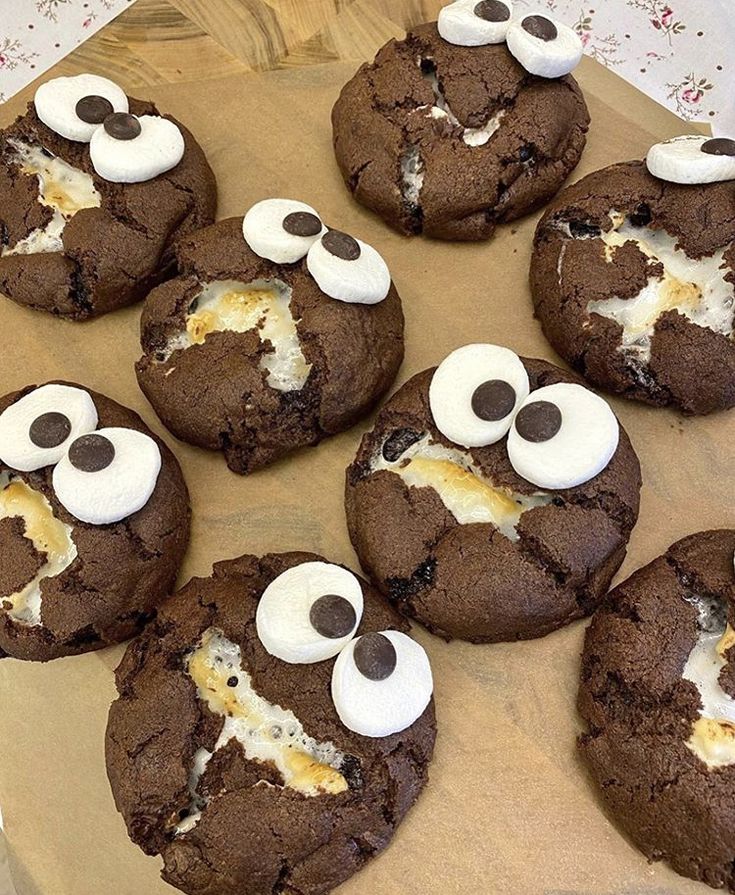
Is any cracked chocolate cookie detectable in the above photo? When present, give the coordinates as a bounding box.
[0,73,216,319]
[0,381,190,661]
[579,529,735,892]
[136,201,404,475]
[331,16,589,241]
[345,345,641,642]
[531,155,735,414]
[106,551,436,895]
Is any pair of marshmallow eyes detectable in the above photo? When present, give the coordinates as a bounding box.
[255,561,433,738]
[438,1,583,79]
[242,199,391,305]
[429,344,619,490]
[647,135,735,185]
[0,384,161,525]
[34,73,184,184]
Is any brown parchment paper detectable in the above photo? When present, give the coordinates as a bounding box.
[0,56,726,895]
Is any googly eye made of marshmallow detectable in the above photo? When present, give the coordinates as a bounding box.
[242,199,327,264]
[506,382,619,489]
[52,427,161,525]
[646,135,735,185]
[438,0,513,47]
[256,561,364,664]
[306,230,391,305]
[89,113,185,184]
[34,74,129,143]
[506,14,583,79]
[429,344,530,448]
[0,384,98,473]
[331,630,433,738]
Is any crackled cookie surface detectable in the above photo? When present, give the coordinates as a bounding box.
[0,75,216,319]
[331,20,589,241]
[106,552,436,895]
[531,160,735,414]
[345,353,640,642]
[136,213,404,475]
[0,382,189,661]
[579,530,735,891]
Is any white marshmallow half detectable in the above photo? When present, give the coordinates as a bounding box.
[506,15,583,78]
[331,630,433,738]
[438,0,513,47]
[646,135,735,185]
[52,427,161,525]
[0,384,98,472]
[89,115,185,183]
[429,344,529,448]
[306,235,391,305]
[256,561,364,664]
[507,383,619,489]
[34,74,129,143]
[242,199,326,264]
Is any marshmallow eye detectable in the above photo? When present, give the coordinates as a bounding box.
[646,135,735,185]
[242,199,327,264]
[88,113,185,183]
[306,230,391,305]
[429,344,529,448]
[331,631,433,737]
[34,74,129,143]
[506,14,583,78]
[0,384,98,472]
[52,427,162,525]
[438,0,513,46]
[256,561,364,664]
[506,382,619,489]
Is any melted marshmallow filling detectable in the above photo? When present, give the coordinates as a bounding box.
[373,435,551,540]
[176,628,348,835]
[0,471,77,626]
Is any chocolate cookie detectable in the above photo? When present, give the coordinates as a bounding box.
[579,530,735,891]
[346,344,641,642]
[106,551,436,895]
[531,156,735,414]
[331,16,589,241]
[0,381,189,661]
[136,200,404,475]
[0,73,216,319]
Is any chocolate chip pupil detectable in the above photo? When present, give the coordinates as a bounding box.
[283,211,322,237]
[473,0,510,22]
[75,94,114,124]
[353,632,397,681]
[103,112,142,141]
[322,229,361,261]
[68,433,115,472]
[701,137,735,157]
[522,14,558,41]
[471,379,516,422]
[309,594,357,639]
[514,400,562,443]
[29,412,71,449]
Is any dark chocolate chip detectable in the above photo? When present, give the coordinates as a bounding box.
[519,144,535,163]
[382,427,423,462]
[68,433,115,472]
[569,220,601,239]
[701,137,735,157]
[227,676,238,687]
[309,594,357,639]
[471,379,516,422]
[283,211,322,237]
[29,411,71,449]
[629,204,652,227]
[522,14,558,41]
[514,401,562,443]
[353,632,396,681]
[473,0,510,22]
[75,94,114,124]
[322,229,361,261]
[103,112,141,141]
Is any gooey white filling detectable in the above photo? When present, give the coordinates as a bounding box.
[372,435,550,540]
[163,279,312,392]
